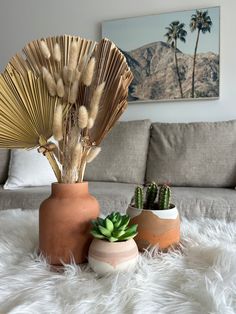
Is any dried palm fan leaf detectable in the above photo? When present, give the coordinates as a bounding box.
[10,35,96,78]
[0,64,62,181]
[0,35,133,183]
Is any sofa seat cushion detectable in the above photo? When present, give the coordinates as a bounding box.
[84,120,151,184]
[146,120,236,187]
[172,187,236,221]
[0,182,136,216]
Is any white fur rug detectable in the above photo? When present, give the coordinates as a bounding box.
[0,210,236,314]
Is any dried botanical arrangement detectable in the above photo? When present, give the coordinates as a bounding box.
[0,35,133,183]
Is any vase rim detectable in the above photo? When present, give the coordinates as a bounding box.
[92,238,136,248]
[52,181,88,186]
[128,203,176,211]
[51,181,89,197]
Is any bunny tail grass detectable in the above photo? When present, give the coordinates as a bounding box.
[53,104,63,141]
[82,57,95,86]
[86,147,101,163]
[68,41,79,71]
[56,78,65,98]
[78,106,88,129]
[39,40,51,59]
[53,43,61,62]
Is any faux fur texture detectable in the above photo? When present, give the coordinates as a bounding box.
[0,209,236,314]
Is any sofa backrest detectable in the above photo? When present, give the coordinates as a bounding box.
[146,120,236,187]
[0,149,10,184]
[85,120,151,184]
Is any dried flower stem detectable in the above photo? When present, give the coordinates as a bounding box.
[69,80,79,104]
[77,148,90,182]
[71,142,83,170]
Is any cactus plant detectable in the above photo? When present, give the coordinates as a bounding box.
[135,186,144,209]
[131,182,173,210]
[145,181,158,209]
[91,212,138,242]
[158,184,171,210]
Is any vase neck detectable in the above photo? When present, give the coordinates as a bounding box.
[51,182,89,198]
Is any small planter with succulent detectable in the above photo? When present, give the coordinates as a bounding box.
[88,212,139,275]
[127,182,180,251]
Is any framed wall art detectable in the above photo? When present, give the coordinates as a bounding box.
[102,7,220,103]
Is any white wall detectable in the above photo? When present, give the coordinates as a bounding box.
[0,0,235,122]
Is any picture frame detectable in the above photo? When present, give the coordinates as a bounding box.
[102,7,220,103]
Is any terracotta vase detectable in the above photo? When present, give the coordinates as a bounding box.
[127,205,180,251]
[39,182,99,265]
[88,238,139,275]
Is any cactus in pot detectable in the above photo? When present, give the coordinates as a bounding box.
[158,184,171,210]
[127,182,180,251]
[88,212,139,275]
[134,186,144,209]
[145,182,158,209]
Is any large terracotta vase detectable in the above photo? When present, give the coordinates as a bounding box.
[127,205,180,251]
[39,182,99,265]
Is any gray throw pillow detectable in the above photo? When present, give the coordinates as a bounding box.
[85,120,151,184]
[146,120,236,187]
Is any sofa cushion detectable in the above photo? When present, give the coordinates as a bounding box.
[172,187,236,221]
[4,149,57,189]
[85,120,151,184]
[0,149,10,184]
[0,182,136,216]
[146,120,236,187]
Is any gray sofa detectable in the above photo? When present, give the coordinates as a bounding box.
[1,119,236,221]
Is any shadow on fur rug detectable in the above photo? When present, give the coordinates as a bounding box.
[0,209,235,314]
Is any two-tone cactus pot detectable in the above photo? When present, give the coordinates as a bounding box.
[126,204,180,251]
[127,183,180,251]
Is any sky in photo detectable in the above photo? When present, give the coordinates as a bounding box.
[102,7,220,55]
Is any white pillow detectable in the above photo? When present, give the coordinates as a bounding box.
[4,149,57,189]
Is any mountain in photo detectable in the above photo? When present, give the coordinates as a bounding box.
[121,41,219,101]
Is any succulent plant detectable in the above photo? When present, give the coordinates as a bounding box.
[158,184,171,210]
[134,186,144,209]
[91,212,138,242]
[145,181,158,209]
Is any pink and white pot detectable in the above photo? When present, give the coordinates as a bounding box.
[88,238,139,275]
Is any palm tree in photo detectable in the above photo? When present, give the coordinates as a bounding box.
[165,21,187,98]
[190,10,212,98]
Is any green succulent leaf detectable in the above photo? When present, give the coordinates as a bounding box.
[98,225,111,237]
[126,224,138,234]
[114,216,122,228]
[119,232,138,241]
[112,229,125,238]
[91,212,138,242]
[121,215,130,228]
[105,218,114,232]
[108,236,119,242]
[91,230,106,239]
[97,217,105,227]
